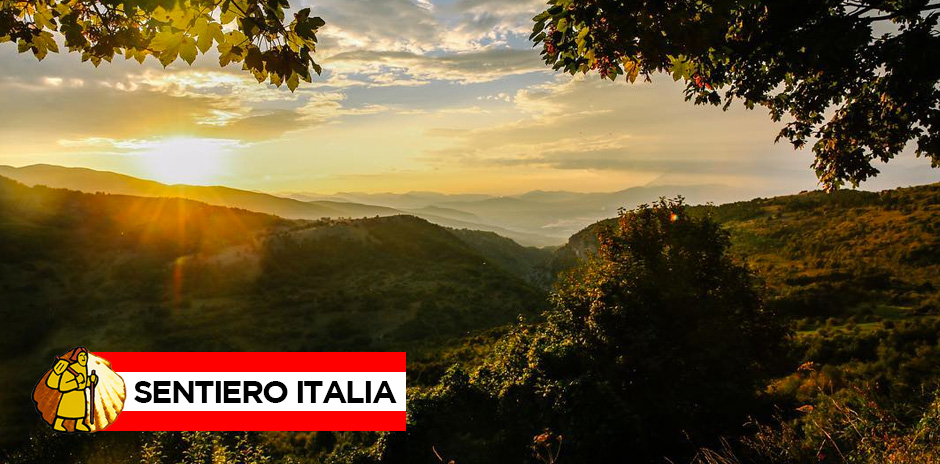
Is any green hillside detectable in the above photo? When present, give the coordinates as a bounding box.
[0,176,545,445]
[556,184,940,324]
[446,228,555,288]
[389,186,940,464]
[3,179,938,462]
[539,184,940,462]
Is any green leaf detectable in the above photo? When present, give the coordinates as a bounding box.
[151,6,170,23]
[179,36,198,64]
[38,31,58,53]
[224,30,249,47]
[296,16,323,40]
[532,21,545,35]
[151,29,184,66]
[244,46,264,72]
[126,47,148,64]
[287,71,300,91]
[168,6,194,29]
[195,19,222,53]
[218,42,237,66]
[220,8,237,25]
[34,7,56,31]
[2,0,323,90]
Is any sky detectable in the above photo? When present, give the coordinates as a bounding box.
[0,0,937,196]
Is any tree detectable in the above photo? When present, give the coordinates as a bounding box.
[399,199,789,463]
[0,0,324,90]
[532,0,940,190]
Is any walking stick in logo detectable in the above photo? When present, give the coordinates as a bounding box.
[89,369,97,426]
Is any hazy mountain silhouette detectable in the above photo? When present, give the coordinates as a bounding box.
[0,165,564,245]
[1,164,752,246]
[286,191,494,209]
[295,184,750,242]
[0,164,398,219]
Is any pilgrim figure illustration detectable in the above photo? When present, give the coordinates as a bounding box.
[32,347,127,432]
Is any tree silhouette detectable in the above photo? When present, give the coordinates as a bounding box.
[0,0,324,90]
[402,199,789,463]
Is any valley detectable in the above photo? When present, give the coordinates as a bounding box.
[0,171,937,462]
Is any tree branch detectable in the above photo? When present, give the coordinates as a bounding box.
[859,3,940,22]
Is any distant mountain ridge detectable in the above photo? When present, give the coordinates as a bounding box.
[1,164,754,246]
[289,183,753,243]
[0,164,397,219]
[0,164,552,245]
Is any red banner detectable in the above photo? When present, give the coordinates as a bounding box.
[91,352,407,431]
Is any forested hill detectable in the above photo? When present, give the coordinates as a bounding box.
[555,183,940,320]
[0,176,547,444]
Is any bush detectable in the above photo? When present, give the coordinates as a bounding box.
[399,199,789,463]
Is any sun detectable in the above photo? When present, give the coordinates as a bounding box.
[135,137,231,185]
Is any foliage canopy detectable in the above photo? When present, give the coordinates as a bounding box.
[532,0,940,189]
[0,0,324,90]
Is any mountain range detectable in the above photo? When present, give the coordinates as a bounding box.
[0,164,753,246]
[1,166,937,448]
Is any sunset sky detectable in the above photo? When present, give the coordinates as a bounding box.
[0,0,937,195]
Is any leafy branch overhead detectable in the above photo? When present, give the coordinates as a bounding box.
[532,0,940,190]
[0,0,325,90]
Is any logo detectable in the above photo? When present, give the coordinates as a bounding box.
[33,350,406,432]
[32,347,127,433]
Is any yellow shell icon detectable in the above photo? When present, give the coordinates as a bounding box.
[32,348,127,432]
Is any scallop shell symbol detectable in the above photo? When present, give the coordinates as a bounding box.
[32,348,127,432]
[86,352,127,430]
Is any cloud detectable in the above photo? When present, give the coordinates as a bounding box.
[304,0,543,55]
[0,0,551,155]
[291,0,547,86]
[197,110,305,140]
[0,41,395,156]
[306,0,540,53]
[306,0,444,53]
[130,69,300,105]
[490,145,782,175]
[59,136,245,152]
[41,77,85,88]
[324,47,546,86]
[438,0,544,49]
[420,75,817,187]
[299,91,392,122]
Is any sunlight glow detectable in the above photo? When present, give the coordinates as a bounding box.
[135,137,232,185]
